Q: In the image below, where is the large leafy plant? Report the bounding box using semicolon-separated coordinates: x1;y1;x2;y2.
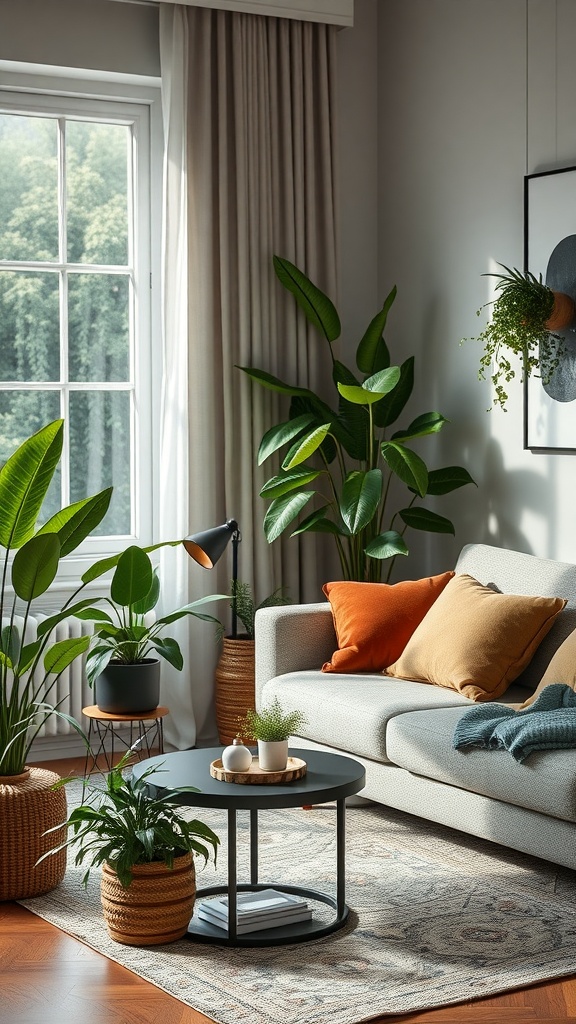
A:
240;257;475;582
42;752;220;888
77;544;225;687
0;419;113;775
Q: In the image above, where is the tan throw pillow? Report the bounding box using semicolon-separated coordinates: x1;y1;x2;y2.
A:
384;573;566;702
518;627;576;709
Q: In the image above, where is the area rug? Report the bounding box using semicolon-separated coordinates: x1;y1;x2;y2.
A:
19;780;576;1024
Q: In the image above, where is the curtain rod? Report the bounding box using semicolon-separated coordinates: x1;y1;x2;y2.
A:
107;0;354;27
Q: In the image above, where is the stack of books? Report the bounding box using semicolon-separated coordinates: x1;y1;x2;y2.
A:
195;888;312;935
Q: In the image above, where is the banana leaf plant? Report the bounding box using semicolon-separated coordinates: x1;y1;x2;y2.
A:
240;256;476;583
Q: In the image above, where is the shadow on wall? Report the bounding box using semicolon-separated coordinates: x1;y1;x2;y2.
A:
470;438;548;556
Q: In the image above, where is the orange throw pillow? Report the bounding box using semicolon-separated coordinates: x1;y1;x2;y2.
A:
321;572;455;673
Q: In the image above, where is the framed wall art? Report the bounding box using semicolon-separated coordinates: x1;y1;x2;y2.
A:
524;165;576;452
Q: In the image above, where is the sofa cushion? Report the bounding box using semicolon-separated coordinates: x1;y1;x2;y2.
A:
519;627;576;709
260;671;524;763
321;572;454;673
386;705;576;822
385;574;566;701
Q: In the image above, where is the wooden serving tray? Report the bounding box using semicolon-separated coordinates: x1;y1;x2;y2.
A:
210;756;307;785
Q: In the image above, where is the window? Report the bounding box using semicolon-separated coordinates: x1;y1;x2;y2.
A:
0;81;160;568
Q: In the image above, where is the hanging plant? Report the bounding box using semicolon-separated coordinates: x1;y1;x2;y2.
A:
465;264;574;410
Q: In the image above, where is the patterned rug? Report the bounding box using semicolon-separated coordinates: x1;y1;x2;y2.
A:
20;781;576;1023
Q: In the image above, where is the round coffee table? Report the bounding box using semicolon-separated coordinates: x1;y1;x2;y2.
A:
132;746;365;946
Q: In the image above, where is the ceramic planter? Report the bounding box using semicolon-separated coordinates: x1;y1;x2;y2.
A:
545;290;575;331
257;738;288;772
95;659;161;714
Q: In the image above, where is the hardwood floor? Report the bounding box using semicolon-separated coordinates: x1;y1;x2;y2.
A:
3;756;576;1024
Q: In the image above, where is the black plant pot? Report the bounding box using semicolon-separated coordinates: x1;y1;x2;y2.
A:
95;659;161;715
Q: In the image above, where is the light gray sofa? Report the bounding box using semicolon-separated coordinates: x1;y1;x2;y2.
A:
255;543;576;871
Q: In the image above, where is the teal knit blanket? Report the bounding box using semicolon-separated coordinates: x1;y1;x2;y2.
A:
452;683;576;762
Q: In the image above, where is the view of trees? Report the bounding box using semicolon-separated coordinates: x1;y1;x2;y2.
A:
0;111;132;535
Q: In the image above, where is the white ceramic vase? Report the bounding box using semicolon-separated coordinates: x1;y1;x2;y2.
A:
258;738;288;772
221;738;253;773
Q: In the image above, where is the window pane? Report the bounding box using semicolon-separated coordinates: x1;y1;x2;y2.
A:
66;121;129;266
0;113;58;262
0;271;60;381
69;390;131;535
68;273;129;382
0;393;61;523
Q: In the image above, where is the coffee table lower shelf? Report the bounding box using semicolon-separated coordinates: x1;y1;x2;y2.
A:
188;882;348;947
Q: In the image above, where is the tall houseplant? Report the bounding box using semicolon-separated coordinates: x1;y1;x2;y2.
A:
241;256;475;583
76;544;226;714
0;419;113;899
466;264;574;410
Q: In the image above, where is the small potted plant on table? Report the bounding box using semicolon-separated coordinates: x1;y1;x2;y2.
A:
241;696;307;771
43;753;220;945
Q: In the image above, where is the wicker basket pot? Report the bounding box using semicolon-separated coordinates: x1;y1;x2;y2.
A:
215;636;255;745
101;852;196;945
0;767;67;901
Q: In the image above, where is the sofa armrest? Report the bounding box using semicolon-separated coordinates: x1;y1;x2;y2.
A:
254;603;336;708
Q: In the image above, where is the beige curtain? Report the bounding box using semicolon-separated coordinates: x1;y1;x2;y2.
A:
159;4;338;746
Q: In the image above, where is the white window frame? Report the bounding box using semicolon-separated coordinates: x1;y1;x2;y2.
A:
0;67;162;584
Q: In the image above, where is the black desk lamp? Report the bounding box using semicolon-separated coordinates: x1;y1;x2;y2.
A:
183;519;241;638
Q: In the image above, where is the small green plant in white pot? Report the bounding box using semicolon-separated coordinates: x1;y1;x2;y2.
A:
241;697;307;771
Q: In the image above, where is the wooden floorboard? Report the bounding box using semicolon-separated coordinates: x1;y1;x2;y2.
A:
3;756;576;1024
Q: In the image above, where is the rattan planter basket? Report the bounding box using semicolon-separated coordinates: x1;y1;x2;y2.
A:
0;767;67;901
101;852;196;945
215;636;255;745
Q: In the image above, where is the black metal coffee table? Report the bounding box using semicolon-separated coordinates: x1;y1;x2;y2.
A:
132;746;365;946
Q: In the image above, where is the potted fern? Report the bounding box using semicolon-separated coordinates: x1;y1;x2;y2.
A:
240;696;307;771
466;264;575;410
214;582;290;745
42;752;220;945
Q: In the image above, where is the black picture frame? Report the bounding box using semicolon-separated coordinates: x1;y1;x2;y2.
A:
524;164;576;453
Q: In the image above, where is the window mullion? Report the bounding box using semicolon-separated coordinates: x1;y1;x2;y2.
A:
58;116;70;508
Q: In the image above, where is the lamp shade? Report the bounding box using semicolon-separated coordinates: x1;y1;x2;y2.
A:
183;519;239;569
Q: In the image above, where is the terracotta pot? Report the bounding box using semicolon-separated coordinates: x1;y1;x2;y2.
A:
101;852;196;945
214;637;255;745
544;291;575;331
0;767;67;901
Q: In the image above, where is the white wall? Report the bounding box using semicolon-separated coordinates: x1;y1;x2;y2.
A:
374;0;576;574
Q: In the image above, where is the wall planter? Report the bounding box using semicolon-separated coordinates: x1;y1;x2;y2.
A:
95;659;161;715
101;852;196;945
0;767;67;901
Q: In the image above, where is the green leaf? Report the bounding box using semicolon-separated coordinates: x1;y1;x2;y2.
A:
12;532;61;600
290;506;346;537
0;419;64;550
151;637;183;671
373;356;414;429
263;492;315;543
80;540;182;585
257;414;315;465
37;487;113;556
260;466;321;499
132;570;160;616
44;634;91;674
85;645;114;687
273;255;341;342
283;424;331;469
37;599;108;637
239;366;313;399
380;441;428;497
110;546;153;608
1;624;20;665
392;411;448;442
154;595;228;626
418;466;477;496
365;531;409;559
362;366;401;394
16;638;42;673
337;383;390;405
356;286;397;374
340;470;382;534
399;507;455;534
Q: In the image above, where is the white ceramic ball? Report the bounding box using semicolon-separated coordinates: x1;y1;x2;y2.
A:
221;739;252;772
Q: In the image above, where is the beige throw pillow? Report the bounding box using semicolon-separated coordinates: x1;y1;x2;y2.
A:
384;573;566;702
518;627;576;709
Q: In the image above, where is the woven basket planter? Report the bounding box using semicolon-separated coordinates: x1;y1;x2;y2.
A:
0;767;67;901
101;852;196;945
215;636;255;745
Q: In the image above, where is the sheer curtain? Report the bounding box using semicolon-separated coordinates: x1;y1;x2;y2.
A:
159;3;338;748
